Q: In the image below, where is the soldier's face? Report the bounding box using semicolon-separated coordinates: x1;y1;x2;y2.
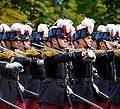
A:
58;37;68;48
11;41;20;49
23;40;31;49
84;36;93;48
105;41;113;49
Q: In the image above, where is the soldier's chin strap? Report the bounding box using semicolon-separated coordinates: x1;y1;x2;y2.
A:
22;41;27;51
103;40;109;50
55;37;64;49
83;38;91;49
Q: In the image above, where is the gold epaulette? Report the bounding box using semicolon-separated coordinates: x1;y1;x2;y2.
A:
25;48;40;57
114;49;120;57
95;49;105;53
0;50;15;60
79;48;86;51
15;49;26;56
41;49;59;58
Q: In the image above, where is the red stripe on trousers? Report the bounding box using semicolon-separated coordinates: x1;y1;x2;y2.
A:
26;98;41;109
40;102;72;109
110;103;120;109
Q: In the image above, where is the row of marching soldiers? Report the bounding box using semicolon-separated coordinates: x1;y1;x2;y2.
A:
0;17;120;109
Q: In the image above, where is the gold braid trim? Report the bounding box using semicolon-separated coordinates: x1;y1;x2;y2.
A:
95;49;105;53
25;48;40;57
15;49;26;56
115;49;120;57
41;49;59;58
0;50;15;61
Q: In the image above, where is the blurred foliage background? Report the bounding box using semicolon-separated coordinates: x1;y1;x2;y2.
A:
0;0;120;30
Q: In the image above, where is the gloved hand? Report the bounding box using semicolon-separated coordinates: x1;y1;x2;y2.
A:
6;62;23;69
66;85;73;95
88;50;96;59
18;83;25;92
93;83;99;93
31;58;44;65
36;59;44;65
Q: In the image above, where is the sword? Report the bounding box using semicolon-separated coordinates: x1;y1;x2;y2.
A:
66;85;103;109
93;83;109;99
25;89;39;96
0;97;22;109
98;91;109;99
32;43;64;54
18;82;39;97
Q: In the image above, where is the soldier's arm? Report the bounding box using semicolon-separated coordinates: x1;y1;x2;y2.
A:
45;51;84;64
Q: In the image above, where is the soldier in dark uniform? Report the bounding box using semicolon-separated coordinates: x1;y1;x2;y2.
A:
108;48;120;109
25;27;46;109
93;30;115;109
107;24;120;109
71;24;97;109
38;24;88;109
0;27;26;108
2;23;41;109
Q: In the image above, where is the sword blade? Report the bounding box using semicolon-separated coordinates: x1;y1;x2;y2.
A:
25;89;39;96
99;91;109;99
0;97;22;109
72;92;103;109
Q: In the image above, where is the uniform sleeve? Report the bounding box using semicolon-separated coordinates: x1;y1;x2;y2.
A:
45;51;83;64
0;61;8;68
14;56;31;65
96;50;114;61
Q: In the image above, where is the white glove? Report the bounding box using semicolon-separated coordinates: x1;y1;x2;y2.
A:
18;83;25;92
93;83;99;93
88;50;96;59
37;59;44;65
92;66;97;73
6;62;23;69
66;85;73;95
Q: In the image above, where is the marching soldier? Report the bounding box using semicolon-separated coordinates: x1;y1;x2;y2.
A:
0;23;25;109
71;17;97;109
94;26;115;109
37;19;87;109
108;24;120;109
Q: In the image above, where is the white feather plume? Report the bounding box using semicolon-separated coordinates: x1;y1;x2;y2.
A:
57;19;71;33
81;17;95;34
77;24;86;30
97;25;107;32
53;19;63;26
70;25;75;36
37;24;49;37
0;23;11;32
116;24;120;36
0;25;2;32
24;24;32;35
106;24;117;36
11;23;25;34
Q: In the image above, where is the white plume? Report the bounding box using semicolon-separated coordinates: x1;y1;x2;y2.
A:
106;24;117;36
37;24;49;37
77;24;86;30
0;23;11;32
11;23;25;34
70;25;75;36
116;24;120;36
65;19;74;25
53;18;63;26
57;19;71;33
24;24;32;35
81;17;95;34
97;25;107;32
